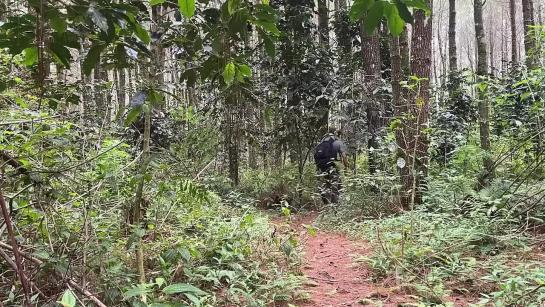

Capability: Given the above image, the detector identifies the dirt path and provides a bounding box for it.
[271,212,473,306]
[286,213,411,307]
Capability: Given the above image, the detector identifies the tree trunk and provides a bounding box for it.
[116,68,127,123]
[317,0,329,48]
[510,0,518,63]
[225,93,240,186]
[474,0,494,188]
[448,0,457,72]
[407,5,432,208]
[361,22,382,173]
[522,0,536,68]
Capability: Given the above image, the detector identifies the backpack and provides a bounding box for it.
[314,137,337,170]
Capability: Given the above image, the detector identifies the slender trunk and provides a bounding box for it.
[116,68,127,122]
[317,0,329,48]
[94,63,103,120]
[510,0,518,63]
[522,0,536,69]
[0,191,31,304]
[361,22,382,173]
[448,0,457,72]
[101,68,111,123]
[474,0,494,188]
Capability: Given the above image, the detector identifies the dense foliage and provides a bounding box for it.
[0,0,544,306]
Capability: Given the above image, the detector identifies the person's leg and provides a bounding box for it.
[330,167,341,204]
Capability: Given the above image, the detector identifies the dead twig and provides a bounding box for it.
[0,190,31,304]
[0,242,107,307]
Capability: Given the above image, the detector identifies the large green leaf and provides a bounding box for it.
[150,0,166,5]
[50,16,67,33]
[49,43,72,68]
[82,43,106,75]
[349,0,375,22]
[223,62,236,85]
[134,22,151,44]
[178,0,196,18]
[264,35,275,57]
[238,64,252,77]
[384,3,405,36]
[394,0,413,23]
[363,1,384,34]
[162,283,207,296]
[125,105,142,126]
[23,47,38,66]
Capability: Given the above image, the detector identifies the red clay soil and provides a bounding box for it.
[284,212,472,307]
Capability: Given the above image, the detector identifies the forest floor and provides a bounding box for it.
[274,212,474,307]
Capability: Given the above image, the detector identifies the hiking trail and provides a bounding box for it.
[277,212,470,307]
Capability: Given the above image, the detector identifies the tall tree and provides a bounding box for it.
[522,0,536,68]
[406,3,432,207]
[361,22,383,173]
[317,0,330,48]
[474,0,494,187]
[448,0,457,72]
[510,0,518,63]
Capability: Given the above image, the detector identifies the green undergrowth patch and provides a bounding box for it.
[318,209,545,305]
[0,109,305,306]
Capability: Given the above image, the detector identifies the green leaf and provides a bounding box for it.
[178,0,195,18]
[82,43,106,75]
[238,64,252,77]
[404,0,430,14]
[134,22,151,44]
[184,293,201,307]
[223,62,236,85]
[262,0,270,5]
[520,92,532,100]
[349,0,375,22]
[49,44,72,68]
[123,284,153,299]
[394,0,413,24]
[125,105,142,126]
[23,47,38,66]
[58,289,76,307]
[263,34,275,57]
[162,283,207,296]
[155,277,166,288]
[384,3,405,36]
[228,0,241,15]
[253,19,281,36]
[50,16,67,33]
[363,1,384,34]
[150,0,166,5]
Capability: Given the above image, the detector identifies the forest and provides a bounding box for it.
[1,0,545,306]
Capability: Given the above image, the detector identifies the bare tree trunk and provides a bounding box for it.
[361,22,382,173]
[448,0,457,71]
[116,68,126,122]
[406,4,433,208]
[510,0,518,63]
[101,68,111,123]
[474,0,494,188]
[317,0,329,48]
[522,0,536,68]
